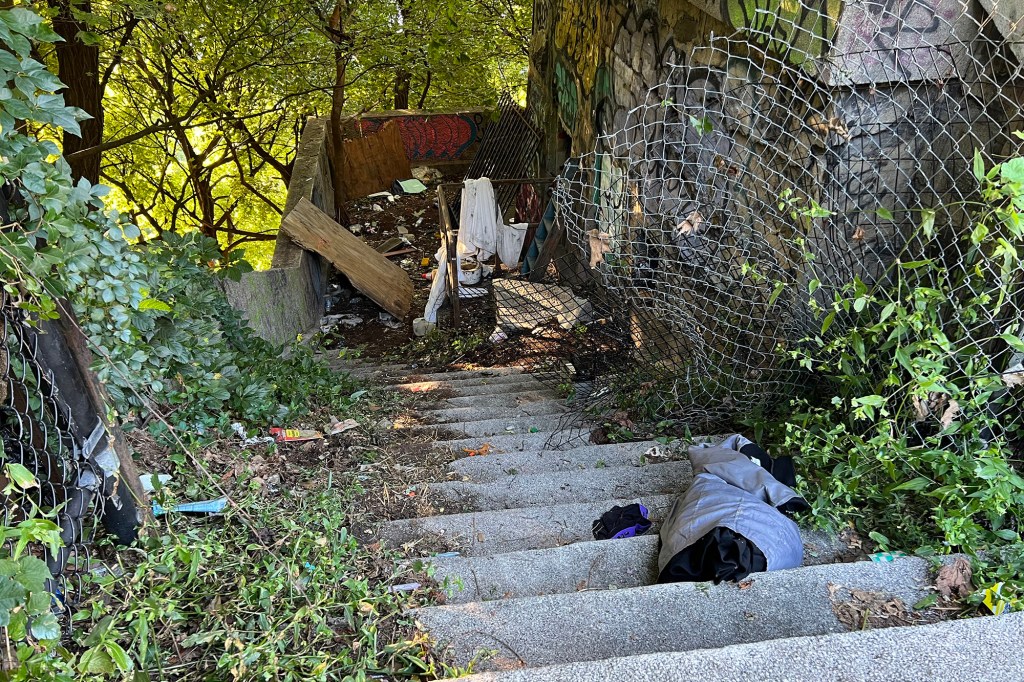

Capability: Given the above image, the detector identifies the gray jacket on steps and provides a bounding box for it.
[658,436,805,577]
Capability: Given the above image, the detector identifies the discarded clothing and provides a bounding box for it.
[593,503,652,540]
[496,222,528,268]
[458,177,501,261]
[658,435,808,584]
[660,526,767,583]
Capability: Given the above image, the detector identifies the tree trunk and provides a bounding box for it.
[394,70,411,109]
[52,1,103,184]
[328,3,351,226]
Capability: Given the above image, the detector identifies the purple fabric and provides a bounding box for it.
[610,503,650,539]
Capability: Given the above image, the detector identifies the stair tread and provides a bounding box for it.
[417,558,934,670]
[377,495,677,556]
[432,528,852,603]
[421,460,691,511]
[459,610,1024,682]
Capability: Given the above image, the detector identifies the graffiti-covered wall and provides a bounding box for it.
[527,0,1024,411]
[342,109,489,167]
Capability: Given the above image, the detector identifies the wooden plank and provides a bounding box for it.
[341,120,412,200]
[282,198,414,319]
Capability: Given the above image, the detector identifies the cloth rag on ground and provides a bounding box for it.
[458,177,501,261]
[658,434,809,584]
[592,503,652,540]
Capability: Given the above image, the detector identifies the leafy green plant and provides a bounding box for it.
[756,152,1024,611]
[0,462,74,681]
[0,6,358,440]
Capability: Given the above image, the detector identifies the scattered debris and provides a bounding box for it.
[935,557,972,600]
[329,418,360,435]
[869,551,909,562]
[379,312,403,329]
[388,582,421,593]
[372,204,384,212]
[269,428,323,443]
[376,236,409,254]
[462,443,491,457]
[488,326,508,344]
[411,166,443,184]
[231,422,277,446]
[983,582,1009,614]
[412,317,436,337]
[587,229,612,268]
[320,314,364,333]
[152,496,229,517]
[139,473,172,493]
[392,178,428,195]
[493,279,593,333]
[829,584,922,630]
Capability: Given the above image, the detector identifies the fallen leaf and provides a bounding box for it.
[935,557,972,600]
[738,579,754,590]
[940,399,960,428]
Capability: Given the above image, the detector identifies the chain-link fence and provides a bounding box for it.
[1,290,135,635]
[493,2,1024,440]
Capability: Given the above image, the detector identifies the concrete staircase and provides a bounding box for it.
[337,360,1023,681]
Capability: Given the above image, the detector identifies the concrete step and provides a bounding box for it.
[439,390,561,409]
[394,374,548,397]
[422,430,579,455]
[416,557,936,671]
[394,414,573,438]
[376,495,677,556]
[416,400,568,425]
[421,461,692,512]
[461,611,1024,682]
[386,366,528,384]
[446,441,686,483]
[432,531,852,604]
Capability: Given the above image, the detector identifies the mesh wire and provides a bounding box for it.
[1,291,104,633]
[497,3,1024,442]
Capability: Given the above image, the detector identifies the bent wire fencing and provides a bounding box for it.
[1,290,140,648]
[488,5,1024,446]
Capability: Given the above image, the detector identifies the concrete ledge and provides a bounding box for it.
[221,249,324,346]
[462,611,1024,682]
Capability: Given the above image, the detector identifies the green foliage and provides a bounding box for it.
[75,465,453,681]
[74,0,529,250]
[1,12,356,438]
[0,464,75,681]
[758,153,1024,611]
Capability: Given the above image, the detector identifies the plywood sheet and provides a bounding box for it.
[341,120,412,199]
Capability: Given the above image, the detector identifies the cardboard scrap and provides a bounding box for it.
[282,198,414,319]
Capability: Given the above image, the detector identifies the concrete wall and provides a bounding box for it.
[529,0,1022,284]
[222,118,333,345]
